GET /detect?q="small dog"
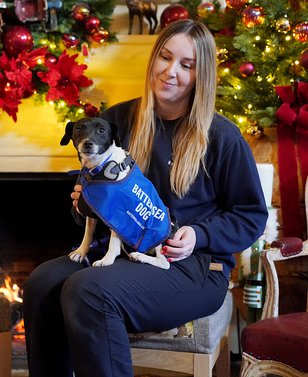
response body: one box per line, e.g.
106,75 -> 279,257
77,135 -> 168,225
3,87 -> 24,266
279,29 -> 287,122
60,117 -> 172,269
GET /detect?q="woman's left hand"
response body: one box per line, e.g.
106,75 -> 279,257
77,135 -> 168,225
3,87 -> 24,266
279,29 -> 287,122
162,226 -> 196,262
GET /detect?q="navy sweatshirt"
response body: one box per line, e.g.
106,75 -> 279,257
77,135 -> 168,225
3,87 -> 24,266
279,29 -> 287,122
100,98 -> 268,278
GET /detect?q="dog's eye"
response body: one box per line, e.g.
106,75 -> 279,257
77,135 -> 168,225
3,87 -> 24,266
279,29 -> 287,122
97,127 -> 105,134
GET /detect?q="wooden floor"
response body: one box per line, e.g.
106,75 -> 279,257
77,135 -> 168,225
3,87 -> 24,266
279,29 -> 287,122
12,362 -> 242,377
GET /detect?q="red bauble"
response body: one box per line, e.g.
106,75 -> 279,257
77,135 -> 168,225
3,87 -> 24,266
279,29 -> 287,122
239,62 -> 255,77
2,25 -> 33,57
300,49 -> 308,69
89,27 -> 109,44
15,0 -> 46,22
293,22 -> 308,42
242,6 -> 265,28
72,3 -> 91,22
62,33 -> 80,48
197,2 -> 215,18
84,103 -> 99,117
85,15 -> 101,32
45,53 -> 57,65
160,4 -> 189,29
226,0 -> 248,9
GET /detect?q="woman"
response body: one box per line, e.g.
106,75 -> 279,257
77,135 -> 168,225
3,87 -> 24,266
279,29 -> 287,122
23,19 -> 268,377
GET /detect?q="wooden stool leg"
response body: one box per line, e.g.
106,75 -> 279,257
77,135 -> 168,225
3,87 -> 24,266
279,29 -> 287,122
0,331 -> 12,377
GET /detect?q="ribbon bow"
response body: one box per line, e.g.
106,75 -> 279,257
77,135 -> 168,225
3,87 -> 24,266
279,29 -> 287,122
275,81 -> 308,239
275,81 -> 308,129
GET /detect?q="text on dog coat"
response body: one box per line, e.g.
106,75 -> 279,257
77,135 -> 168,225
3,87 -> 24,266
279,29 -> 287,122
132,184 -> 165,221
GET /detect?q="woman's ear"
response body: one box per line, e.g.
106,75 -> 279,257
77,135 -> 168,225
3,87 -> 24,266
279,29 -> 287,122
60,122 -> 75,145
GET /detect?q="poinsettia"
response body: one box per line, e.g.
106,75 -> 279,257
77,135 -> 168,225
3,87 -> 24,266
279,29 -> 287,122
37,51 -> 93,106
18,47 -> 48,69
0,48 -> 49,120
0,71 -> 21,122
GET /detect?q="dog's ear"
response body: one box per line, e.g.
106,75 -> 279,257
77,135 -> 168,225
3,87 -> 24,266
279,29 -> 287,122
110,122 -> 122,147
60,121 -> 74,145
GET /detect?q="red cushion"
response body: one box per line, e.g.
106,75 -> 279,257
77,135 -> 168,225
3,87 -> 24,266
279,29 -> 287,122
242,312 -> 308,372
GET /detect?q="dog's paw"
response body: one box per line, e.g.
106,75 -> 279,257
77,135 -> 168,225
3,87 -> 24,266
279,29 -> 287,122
69,251 -> 85,263
92,255 -> 116,267
128,252 -> 144,263
129,252 -> 170,269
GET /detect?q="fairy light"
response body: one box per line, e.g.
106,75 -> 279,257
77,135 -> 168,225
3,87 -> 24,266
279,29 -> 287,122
39,38 -> 49,46
49,42 -> 57,50
255,36 -> 261,41
285,35 -> 291,41
294,60 -> 300,65
77,108 -> 85,114
248,104 -> 252,109
257,76 -> 263,82
223,68 -> 230,74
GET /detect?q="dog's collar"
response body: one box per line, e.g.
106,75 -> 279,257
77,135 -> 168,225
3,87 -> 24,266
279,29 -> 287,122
79,154 -> 134,181
81,152 -> 113,178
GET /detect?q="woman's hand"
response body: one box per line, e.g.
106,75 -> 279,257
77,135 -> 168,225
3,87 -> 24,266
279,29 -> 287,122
162,226 -> 196,262
71,184 -> 82,214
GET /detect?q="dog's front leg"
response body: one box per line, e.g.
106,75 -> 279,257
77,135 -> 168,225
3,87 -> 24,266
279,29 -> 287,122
129,246 -> 170,269
92,230 -> 121,266
69,216 -> 97,262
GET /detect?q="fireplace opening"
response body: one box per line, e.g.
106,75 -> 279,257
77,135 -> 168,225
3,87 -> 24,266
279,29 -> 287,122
0,173 -> 85,370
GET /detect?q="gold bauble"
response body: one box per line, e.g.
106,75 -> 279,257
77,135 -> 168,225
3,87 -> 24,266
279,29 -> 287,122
276,18 -> 291,33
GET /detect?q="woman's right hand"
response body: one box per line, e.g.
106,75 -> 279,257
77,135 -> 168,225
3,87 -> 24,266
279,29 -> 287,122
71,184 -> 82,213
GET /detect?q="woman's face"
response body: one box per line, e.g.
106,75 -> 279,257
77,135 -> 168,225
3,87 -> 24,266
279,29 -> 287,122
151,33 -> 196,116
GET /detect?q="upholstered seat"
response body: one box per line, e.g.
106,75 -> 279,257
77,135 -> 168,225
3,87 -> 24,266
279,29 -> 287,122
130,290 -> 233,377
242,312 -> 308,373
240,238 -> 308,377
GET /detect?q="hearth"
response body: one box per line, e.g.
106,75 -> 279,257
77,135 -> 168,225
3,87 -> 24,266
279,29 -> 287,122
0,172 -> 84,371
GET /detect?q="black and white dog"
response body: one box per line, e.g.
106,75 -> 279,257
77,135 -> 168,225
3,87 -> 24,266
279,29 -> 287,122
60,117 -> 172,269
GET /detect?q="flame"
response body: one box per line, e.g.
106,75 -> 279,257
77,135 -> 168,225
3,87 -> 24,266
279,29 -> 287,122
0,276 -> 22,303
0,276 -> 25,340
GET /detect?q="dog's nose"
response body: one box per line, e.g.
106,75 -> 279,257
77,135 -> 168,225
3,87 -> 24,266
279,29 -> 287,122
83,140 -> 94,149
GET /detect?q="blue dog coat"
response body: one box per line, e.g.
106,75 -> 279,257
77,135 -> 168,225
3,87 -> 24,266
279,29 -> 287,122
79,162 -> 171,253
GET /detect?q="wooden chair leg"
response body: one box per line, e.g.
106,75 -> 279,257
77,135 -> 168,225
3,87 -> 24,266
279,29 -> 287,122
194,353 -> 212,377
0,331 -> 11,377
215,335 -> 230,377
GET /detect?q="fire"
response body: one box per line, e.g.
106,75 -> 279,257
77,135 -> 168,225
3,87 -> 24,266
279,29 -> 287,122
0,276 -> 23,303
0,275 -> 25,340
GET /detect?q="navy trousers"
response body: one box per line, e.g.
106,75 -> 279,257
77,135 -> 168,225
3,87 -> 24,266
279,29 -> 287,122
23,253 -> 229,377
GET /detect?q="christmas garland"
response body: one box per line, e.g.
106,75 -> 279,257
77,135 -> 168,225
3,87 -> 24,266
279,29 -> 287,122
0,0 -> 117,122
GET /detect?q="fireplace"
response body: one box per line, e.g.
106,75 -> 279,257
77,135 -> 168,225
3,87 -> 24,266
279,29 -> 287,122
0,172 -> 84,371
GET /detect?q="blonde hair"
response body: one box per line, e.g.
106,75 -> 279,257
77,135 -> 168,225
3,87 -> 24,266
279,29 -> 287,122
129,19 -> 217,198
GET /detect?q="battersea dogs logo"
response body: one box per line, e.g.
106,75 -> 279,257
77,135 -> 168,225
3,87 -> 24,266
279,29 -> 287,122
126,183 -> 166,230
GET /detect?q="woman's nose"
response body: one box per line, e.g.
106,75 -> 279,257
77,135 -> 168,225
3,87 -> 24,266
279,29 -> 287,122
165,61 -> 177,76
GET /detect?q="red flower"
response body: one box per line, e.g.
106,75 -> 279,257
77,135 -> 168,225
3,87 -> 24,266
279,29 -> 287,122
0,72 -> 21,122
18,47 -> 48,69
37,51 -> 93,106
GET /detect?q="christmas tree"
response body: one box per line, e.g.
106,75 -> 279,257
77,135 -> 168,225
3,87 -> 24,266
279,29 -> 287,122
196,0 -> 308,134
